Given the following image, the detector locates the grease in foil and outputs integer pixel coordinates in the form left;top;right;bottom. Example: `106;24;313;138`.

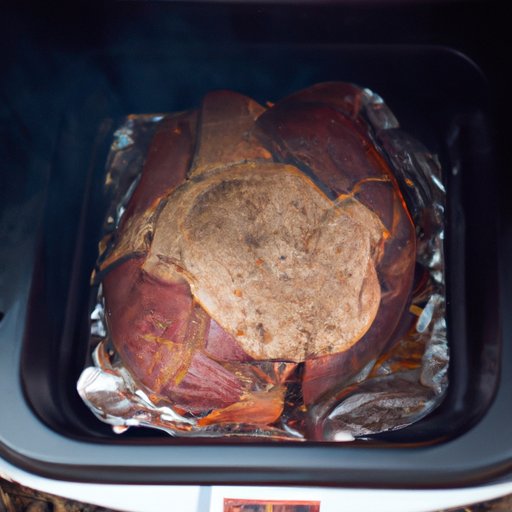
78;87;448;441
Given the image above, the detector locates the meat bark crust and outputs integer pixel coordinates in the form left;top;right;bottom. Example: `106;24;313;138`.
100;84;417;415
143;161;385;362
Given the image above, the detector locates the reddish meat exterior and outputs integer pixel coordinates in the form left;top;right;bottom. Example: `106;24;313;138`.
100;83;416;426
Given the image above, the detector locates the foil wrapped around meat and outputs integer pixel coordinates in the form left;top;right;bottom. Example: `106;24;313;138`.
78;82;448;440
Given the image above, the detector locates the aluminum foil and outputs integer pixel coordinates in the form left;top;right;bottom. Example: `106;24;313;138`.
77;86;448;441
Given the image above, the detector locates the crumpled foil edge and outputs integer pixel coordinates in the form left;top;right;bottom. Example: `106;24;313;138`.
77;86;448;441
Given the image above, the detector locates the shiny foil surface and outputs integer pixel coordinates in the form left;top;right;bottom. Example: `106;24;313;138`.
78;84;448;441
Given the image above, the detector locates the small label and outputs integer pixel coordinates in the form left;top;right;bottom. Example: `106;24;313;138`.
224;498;321;511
